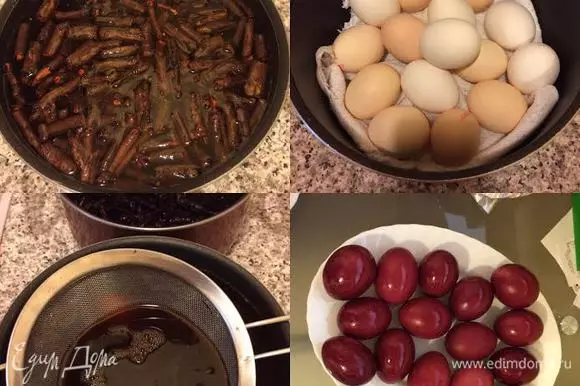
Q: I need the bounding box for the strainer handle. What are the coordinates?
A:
[245,315,289,329]
[254,348,291,360]
[245,315,290,360]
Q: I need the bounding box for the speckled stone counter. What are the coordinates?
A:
[0,0,290,193]
[291,111,580,193]
[0,193,290,319]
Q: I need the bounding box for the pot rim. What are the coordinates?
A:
[0,0,290,193]
[59,193,250,232]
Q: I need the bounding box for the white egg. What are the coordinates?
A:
[428,0,476,25]
[508,43,560,94]
[350,0,401,27]
[402,60,459,113]
[421,19,481,70]
[485,1,536,50]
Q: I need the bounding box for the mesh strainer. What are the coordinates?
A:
[1,248,289,385]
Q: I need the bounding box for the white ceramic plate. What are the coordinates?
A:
[290,193,300,210]
[307,225,561,386]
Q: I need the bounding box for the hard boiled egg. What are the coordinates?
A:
[381,14,426,64]
[428,0,476,25]
[333,25,385,73]
[402,60,459,113]
[485,1,536,50]
[368,106,430,158]
[350,0,400,27]
[467,80,527,134]
[421,19,481,70]
[457,40,508,83]
[507,43,560,94]
[399,0,431,13]
[345,63,401,120]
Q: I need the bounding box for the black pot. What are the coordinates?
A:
[290,0,580,181]
[0,0,289,192]
[0,236,289,386]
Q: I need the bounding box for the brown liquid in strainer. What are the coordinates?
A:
[61,306,229,386]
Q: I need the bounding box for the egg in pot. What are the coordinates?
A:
[333,25,385,72]
[381,14,426,64]
[428,0,476,25]
[466,0,493,13]
[368,106,431,158]
[485,1,536,50]
[507,43,560,94]
[345,63,401,120]
[399,0,431,13]
[457,40,508,83]
[431,109,481,166]
[402,60,459,113]
[350,0,401,27]
[421,19,481,70]
[468,80,528,134]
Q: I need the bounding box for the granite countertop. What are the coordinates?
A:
[291,110,580,192]
[0,193,290,319]
[0,0,290,193]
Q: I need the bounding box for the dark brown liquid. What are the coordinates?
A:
[61,306,229,386]
[66,193,245,227]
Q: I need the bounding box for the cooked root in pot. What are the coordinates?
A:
[5,0,271,188]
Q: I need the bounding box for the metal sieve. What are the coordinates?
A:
[0,248,289,385]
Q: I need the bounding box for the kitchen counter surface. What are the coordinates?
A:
[291,110,580,193]
[0,193,290,319]
[0,0,290,193]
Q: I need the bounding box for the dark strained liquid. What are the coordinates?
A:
[61,306,229,386]
[67,193,245,227]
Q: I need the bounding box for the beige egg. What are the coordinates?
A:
[351,0,401,26]
[466,0,493,13]
[333,25,385,73]
[399,0,431,13]
[467,80,528,134]
[457,40,508,83]
[428,0,476,25]
[402,60,459,113]
[345,63,401,120]
[421,19,481,70]
[431,109,481,166]
[381,14,426,63]
[368,106,431,158]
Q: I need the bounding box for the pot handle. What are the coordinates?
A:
[245,315,291,360]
